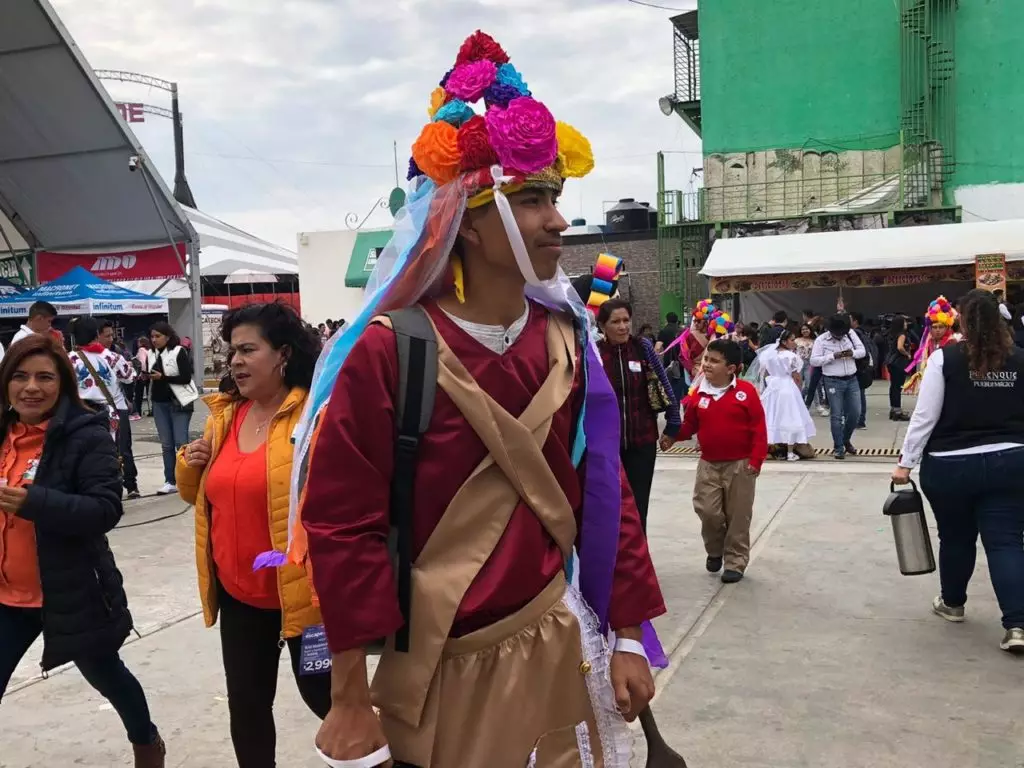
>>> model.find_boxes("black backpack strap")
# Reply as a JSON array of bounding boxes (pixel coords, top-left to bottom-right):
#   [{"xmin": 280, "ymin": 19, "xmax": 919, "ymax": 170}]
[{"xmin": 383, "ymin": 306, "xmax": 438, "ymax": 652}]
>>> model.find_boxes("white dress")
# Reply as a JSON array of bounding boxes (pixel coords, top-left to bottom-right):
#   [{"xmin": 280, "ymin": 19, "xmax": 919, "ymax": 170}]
[{"xmin": 760, "ymin": 346, "xmax": 816, "ymax": 445}]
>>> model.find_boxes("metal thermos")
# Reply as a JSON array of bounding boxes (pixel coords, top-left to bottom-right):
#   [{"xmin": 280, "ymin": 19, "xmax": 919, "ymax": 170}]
[{"xmin": 883, "ymin": 480, "xmax": 936, "ymax": 576}]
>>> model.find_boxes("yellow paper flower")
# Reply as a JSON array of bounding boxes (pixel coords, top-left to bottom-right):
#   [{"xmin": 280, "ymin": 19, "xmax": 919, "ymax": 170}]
[
  {"xmin": 556, "ymin": 121, "xmax": 594, "ymax": 179},
  {"xmin": 428, "ymin": 87, "xmax": 447, "ymax": 118}
]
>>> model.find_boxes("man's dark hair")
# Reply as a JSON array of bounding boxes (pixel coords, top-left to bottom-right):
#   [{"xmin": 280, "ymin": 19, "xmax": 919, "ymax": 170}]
[
  {"xmin": 665, "ymin": 312, "xmax": 679, "ymax": 324},
  {"xmin": 802, "ymin": 308, "xmax": 815, "ymax": 319},
  {"xmin": 98, "ymin": 318, "xmax": 115, "ymax": 333},
  {"xmin": 28, "ymin": 301, "xmax": 57, "ymax": 320},
  {"xmin": 850, "ymin": 312, "xmax": 864, "ymax": 325},
  {"xmin": 772, "ymin": 310, "xmax": 788, "ymax": 324},
  {"xmin": 706, "ymin": 338, "xmax": 742, "ymax": 368},
  {"xmin": 828, "ymin": 313, "xmax": 851, "ymax": 336},
  {"xmin": 68, "ymin": 316, "xmax": 99, "ymax": 347}
]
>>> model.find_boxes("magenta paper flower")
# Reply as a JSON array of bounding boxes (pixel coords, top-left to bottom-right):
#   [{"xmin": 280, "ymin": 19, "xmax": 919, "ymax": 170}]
[
  {"xmin": 484, "ymin": 97, "xmax": 557, "ymax": 174},
  {"xmin": 444, "ymin": 60, "xmax": 498, "ymax": 103}
]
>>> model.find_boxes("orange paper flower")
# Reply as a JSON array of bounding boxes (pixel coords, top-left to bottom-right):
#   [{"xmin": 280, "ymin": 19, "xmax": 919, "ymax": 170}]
[
  {"xmin": 428, "ymin": 87, "xmax": 447, "ymax": 118},
  {"xmin": 412, "ymin": 121, "xmax": 462, "ymax": 185}
]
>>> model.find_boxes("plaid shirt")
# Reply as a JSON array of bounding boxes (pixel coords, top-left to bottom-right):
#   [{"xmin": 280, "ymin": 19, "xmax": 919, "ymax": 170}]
[{"xmin": 599, "ymin": 336, "xmax": 681, "ymax": 450}]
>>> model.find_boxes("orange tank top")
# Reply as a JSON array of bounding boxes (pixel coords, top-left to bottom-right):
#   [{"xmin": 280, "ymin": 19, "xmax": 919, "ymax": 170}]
[
  {"xmin": 0, "ymin": 421, "xmax": 48, "ymax": 609},
  {"xmin": 207, "ymin": 401, "xmax": 278, "ymax": 609}
]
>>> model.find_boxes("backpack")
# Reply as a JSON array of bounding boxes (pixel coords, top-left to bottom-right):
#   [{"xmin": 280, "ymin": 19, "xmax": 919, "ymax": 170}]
[{"xmin": 370, "ymin": 306, "xmax": 438, "ymax": 654}]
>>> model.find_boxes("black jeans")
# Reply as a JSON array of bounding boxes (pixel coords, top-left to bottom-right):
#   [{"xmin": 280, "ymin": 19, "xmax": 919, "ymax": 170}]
[
  {"xmin": 621, "ymin": 442, "xmax": 658, "ymax": 532},
  {"xmin": 133, "ymin": 380, "xmax": 149, "ymax": 416},
  {"xmin": 887, "ymin": 362, "xmax": 908, "ymax": 409},
  {"xmin": 0, "ymin": 603, "xmax": 157, "ymax": 744},
  {"xmin": 803, "ymin": 366, "xmax": 824, "ymax": 407},
  {"xmin": 218, "ymin": 584, "xmax": 332, "ymax": 768},
  {"xmin": 117, "ymin": 409, "xmax": 138, "ymax": 493},
  {"xmin": 921, "ymin": 449, "xmax": 1024, "ymax": 629}
]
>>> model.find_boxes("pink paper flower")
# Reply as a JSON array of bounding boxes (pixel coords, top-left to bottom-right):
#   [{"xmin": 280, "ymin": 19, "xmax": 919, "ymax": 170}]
[
  {"xmin": 484, "ymin": 97, "xmax": 558, "ymax": 174},
  {"xmin": 445, "ymin": 60, "xmax": 498, "ymax": 103}
]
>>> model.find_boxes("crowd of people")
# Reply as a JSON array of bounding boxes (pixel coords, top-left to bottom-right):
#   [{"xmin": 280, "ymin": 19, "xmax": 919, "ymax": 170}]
[{"xmin": 2, "ymin": 28, "xmax": 1022, "ymax": 768}]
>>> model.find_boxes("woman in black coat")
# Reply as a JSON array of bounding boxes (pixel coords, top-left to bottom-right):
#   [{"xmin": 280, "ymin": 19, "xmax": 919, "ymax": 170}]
[{"xmin": 0, "ymin": 335, "xmax": 165, "ymax": 767}]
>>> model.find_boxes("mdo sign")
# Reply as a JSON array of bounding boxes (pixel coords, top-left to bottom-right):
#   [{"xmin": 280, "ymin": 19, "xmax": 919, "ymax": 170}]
[{"xmin": 93, "ymin": 254, "xmax": 137, "ymax": 272}]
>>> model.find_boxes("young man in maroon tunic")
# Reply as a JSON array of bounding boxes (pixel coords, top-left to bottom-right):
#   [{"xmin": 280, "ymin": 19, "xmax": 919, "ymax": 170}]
[{"xmin": 299, "ymin": 32, "xmax": 666, "ymax": 768}]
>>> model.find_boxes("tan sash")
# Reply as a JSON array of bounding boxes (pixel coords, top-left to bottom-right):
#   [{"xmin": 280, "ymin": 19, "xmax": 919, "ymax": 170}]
[{"xmin": 370, "ymin": 310, "xmax": 580, "ymax": 732}]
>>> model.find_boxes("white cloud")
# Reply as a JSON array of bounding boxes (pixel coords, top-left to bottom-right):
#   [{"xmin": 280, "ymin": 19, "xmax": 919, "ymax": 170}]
[{"xmin": 51, "ymin": 0, "xmax": 703, "ymax": 246}]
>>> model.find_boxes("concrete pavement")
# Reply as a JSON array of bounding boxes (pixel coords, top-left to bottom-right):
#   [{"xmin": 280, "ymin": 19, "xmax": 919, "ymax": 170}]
[{"xmin": 3, "ymin": 420, "xmax": 1023, "ymax": 767}]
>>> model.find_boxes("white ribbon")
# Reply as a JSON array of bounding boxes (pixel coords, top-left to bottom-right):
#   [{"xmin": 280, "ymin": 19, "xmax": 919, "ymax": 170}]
[
  {"xmin": 490, "ymin": 164, "xmax": 544, "ymax": 287},
  {"xmin": 315, "ymin": 744, "xmax": 391, "ymax": 768}
]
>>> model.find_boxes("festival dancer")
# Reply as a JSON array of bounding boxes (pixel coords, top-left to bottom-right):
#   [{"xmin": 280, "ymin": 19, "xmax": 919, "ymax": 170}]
[
  {"xmin": 904, "ymin": 296, "xmax": 959, "ymax": 395},
  {"xmin": 293, "ymin": 31, "xmax": 666, "ymax": 768}
]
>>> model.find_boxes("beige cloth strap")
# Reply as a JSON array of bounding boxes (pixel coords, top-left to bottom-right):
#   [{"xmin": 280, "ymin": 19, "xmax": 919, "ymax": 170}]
[{"xmin": 371, "ymin": 309, "xmax": 579, "ymax": 729}]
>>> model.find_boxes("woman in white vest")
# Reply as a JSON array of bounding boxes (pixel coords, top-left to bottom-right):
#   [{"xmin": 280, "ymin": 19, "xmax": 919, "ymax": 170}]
[{"xmin": 149, "ymin": 322, "xmax": 197, "ymax": 495}]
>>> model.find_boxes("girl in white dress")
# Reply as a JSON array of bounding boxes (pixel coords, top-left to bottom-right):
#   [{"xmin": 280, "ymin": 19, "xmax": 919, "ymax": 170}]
[{"xmin": 758, "ymin": 330, "xmax": 816, "ymax": 461}]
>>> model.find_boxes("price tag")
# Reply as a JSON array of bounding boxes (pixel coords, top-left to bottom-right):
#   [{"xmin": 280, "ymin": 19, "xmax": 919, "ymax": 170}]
[{"xmin": 300, "ymin": 624, "xmax": 332, "ymax": 676}]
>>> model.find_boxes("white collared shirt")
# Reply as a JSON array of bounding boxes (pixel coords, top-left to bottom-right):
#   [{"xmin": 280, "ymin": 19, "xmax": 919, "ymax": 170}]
[
  {"xmin": 441, "ymin": 299, "xmax": 530, "ymax": 355},
  {"xmin": 898, "ymin": 348, "xmax": 1024, "ymax": 468},
  {"xmin": 11, "ymin": 325, "xmax": 35, "ymax": 346},
  {"xmin": 698, "ymin": 375, "xmax": 737, "ymax": 401},
  {"xmin": 809, "ymin": 331, "xmax": 866, "ymax": 377}
]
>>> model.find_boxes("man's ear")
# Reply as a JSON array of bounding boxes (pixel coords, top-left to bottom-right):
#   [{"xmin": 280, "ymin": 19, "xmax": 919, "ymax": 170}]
[{"xmin": 457, "ymin": 211, "xmax": 482, "ymax": 250}]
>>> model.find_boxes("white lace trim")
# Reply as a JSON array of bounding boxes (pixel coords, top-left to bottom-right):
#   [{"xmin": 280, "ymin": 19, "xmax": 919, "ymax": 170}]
[
  {"xmin": 576, "ymin": 721, "xmax": 595, "ymax": 768},
  {"xmin": 563, "ymin": 584, "xmax": 633, "ymax": 768}
]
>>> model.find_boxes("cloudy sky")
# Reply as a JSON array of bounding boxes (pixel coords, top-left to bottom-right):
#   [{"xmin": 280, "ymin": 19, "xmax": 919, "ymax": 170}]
[{"xmin": 51, "ymin": 0, "xmax": 703, "ymax": 249}]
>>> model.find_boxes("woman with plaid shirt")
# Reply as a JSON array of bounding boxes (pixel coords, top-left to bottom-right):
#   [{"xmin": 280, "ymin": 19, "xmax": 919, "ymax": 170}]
[{"xmin": 597, "ymin": 299, "xmax": 681, "ymax": 532}]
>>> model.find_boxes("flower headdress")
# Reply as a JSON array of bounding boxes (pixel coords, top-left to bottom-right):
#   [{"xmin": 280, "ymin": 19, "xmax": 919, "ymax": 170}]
[
  {"xmin": 411, "ymin": 30, "xmax": 594, "ymax": 210},
  {"xmin": 926, "ymin": 295, "xmax": 957, "ymax": 327}
]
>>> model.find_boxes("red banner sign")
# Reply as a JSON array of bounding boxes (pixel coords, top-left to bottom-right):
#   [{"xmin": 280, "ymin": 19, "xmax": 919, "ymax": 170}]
[
  {"xmin": 115, "ymin": 102, "xmax": 145, "ymax": 123},
  {"xmin": 37, "ymin": 245, "xmax": 186, "ymax": 283}
]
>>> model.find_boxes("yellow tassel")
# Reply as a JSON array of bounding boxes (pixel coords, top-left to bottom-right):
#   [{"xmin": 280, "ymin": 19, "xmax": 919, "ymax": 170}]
[{"xmin": 451, "ymin": 254, "xmax": 466, "ymax": 304}]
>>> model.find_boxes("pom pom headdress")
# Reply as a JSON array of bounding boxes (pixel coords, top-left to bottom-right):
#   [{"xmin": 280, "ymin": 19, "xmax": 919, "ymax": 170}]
[
  {"xmin": 926, "ymin": 295, "xmax": 957, "ymax": 327},
  {"xmin": 693, "ymin": 299, "xmax": 717, "ymax": 321},
  {"xmin": 708, "ymin": 310, "xmax": 734, "ymax": 338}
]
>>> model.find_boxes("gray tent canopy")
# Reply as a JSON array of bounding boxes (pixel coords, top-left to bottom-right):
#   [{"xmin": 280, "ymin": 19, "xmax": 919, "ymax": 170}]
[{"xmin": 0, "ymin": 0, "xmax": 203, "ymax": 378}]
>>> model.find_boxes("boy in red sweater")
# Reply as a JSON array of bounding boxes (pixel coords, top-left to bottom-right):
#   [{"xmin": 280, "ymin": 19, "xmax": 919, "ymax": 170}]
[{"xmin": 680, "ymin": 339, "xmax": 768, "ymax": 583}]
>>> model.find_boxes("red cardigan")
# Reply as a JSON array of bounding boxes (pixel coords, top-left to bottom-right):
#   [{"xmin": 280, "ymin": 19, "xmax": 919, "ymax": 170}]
[{"xmin": 681, "ymin": 379, "xmax": 769, "ymax": 470}]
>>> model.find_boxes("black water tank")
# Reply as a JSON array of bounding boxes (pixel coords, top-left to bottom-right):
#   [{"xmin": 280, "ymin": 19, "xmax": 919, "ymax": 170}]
[
  {"xmin": 571, "ymin": 218, "xmax": 587, "ymax": 226},
  {"xmin": 639, "ymin": 202, "xmax": 658, "ymax": 230},
  {"xmin": 605, "ymin": 198, "xmax": 653, "ymax": 232}
]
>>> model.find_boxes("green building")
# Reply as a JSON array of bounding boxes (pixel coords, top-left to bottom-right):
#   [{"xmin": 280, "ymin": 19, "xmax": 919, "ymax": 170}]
[{"xmin": 658, "ymin": 0, "xmax": 1024, "ymax": 315}]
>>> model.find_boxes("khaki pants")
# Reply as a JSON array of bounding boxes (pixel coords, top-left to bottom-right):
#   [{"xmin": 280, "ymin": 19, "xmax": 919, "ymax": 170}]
[{"xmin": 692, "ymin": 458, "xmax": 757, "ymax": 572}]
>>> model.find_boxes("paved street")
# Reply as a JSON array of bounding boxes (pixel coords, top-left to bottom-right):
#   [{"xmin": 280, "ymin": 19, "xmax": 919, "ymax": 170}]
[{"xmin": 3, "ymin": 405, "xmax": 1023, "ymax": 767}]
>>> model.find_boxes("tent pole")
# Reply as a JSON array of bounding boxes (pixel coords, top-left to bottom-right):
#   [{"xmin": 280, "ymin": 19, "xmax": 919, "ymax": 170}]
[{"xmin": 187, "ymin": 239, "xmax": 204, "ymax": 390}]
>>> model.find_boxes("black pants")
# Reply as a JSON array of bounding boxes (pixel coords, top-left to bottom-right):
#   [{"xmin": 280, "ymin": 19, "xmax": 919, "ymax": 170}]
[
  {"xmin": 117, "ymin": 409, "xmax": 138, "ymax": 493},
  {"xmin": 133, "ymin": 380, "xmax": 149, "ymax": 416},
  {"xmin": 621, "ymin": 442, "xmax": 658, "ymax": 532},
  {"xmin": 887, "ymin": 362, "xmax": 907, "ymax": 409},
  {"xmin": 803, "ymin": 366, "xmax": 824, "ymax": 407},
  {"xmin": 0, "ymin": 604, "xmax": 157, "ymax": 744},
  {"xmin": 218, "ymin": 584, "xmax": 332, "ymax": 768}
]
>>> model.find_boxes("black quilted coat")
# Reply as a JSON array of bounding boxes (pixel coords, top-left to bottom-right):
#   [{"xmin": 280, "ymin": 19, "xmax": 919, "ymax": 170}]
[{"xmin": 5, "ymin": 397, "xmax": 132, "ymax": 671}]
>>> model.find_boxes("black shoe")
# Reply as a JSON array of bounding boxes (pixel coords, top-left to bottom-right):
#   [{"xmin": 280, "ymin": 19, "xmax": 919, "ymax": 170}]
[
  {"xmin": 889, "ymin": 409, "xmax": 910, "ymax": 421},
  {"xmin": 706, "ymin": 556, "xmax": 723, "ymax": 573},
  {"xmin": 833, "ymin": 449, "xmax": 846, "ymax": 460},
  {"xmin": 126, "ymin": 489, "xmax": 141, "ymax": 500},
  {"xmin": 856, "ymin": 422, "xmax": 867, "ymax": 430},
  {"xmin": 721, "ymin": 570, "xmax": 744, "ymax": 584},
  {"xmin": 844, "ymin": 443, "xmax": 858, "ymax": 456}
]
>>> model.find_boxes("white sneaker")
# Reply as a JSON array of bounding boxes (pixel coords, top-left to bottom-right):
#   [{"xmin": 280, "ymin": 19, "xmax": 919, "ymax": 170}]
[
  {"xmin": 932, "ymin": 596, "xmax": 965, "ymax": 623},
  {"xmin": 816, "ymin": 406, "xmax": 830, "ymax": 417},
  {"xmin": 787, "ymin": 452, "xmax": 799, "ymax": 462},
  {"xmin": 156, "ymin": 482, "xmax": 177, "ymax": 496},
  {"xmin": 1000, "ymin": 628, "xmax": 1024, "ymax": 655}
]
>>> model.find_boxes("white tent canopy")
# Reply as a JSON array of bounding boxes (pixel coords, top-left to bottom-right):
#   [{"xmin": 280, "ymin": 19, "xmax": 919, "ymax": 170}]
[
  {"xmin": 184, "ymin": 207, "xmax": 298, "ymax": 276},
  {"xmin": 700, "ymin": 219, "xmax": 1024, "ymax": 278}
]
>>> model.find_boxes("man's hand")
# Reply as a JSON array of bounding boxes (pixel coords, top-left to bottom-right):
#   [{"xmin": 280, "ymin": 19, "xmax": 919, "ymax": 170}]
[
  {"xmin": 0, "ymin": 486, "xmax": 28, "ymax": 514},
  {"xmin": 184, "ymin": 438, "xmax": 212, "ymax": 468},
  {"xmin": 315, "ymin": 703, "xmax": 392, "ymax": 766},
  {"xmin": 745, "ymin": 464, "xmax": 760, "ymax": 477},
  {"xmin": 658, "ymin": 434, "xmax": 676, "ymax": 452},
  {"xmin": 149, "ymin": 370, "xmax": 163, "ymax": 380},
  {"xmin": 891, "ymin": 466, "xmax": 912, "ymax": 485},
  {"xmin": 610, "ymin": 628, "xmax": 655, "ymax": 721}
]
